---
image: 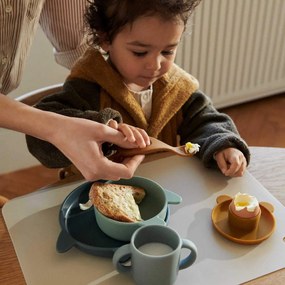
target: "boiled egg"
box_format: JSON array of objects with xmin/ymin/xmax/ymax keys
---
[
  {"xmin": 229, "ymin": 192, "xmax": 260, "ymax": 219},
  {"xmin": 184, "ymin": 142, "xmax": 200, "ymax": 154}
]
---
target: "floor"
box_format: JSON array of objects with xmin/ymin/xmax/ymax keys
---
[{"xmin": 220, "ymin": 93, "xmax": 285, "ymax": 148}]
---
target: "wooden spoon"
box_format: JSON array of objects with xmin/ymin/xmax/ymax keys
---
[{"xmin": 110, "ymin": 137, "xmax": 196, "ymax": 160}]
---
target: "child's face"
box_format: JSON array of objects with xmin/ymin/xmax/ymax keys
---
[{"xmin": 103, "ymin": 16, "xmax": 184, "ymax": 91}]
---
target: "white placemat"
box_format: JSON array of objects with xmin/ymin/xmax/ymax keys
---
[{"xmin": 3, "ymin": 156, "xmax": 285, "ymax": 285}]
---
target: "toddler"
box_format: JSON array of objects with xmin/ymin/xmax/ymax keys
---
[{"xmin": 26, "ymin": 0, "xmax": 250, "ymax": 177}]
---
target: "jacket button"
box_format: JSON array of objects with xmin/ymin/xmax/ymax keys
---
[
  {"xmin": 1, "ymin": 57, "xmax": 8, "ymax": 65},
  {"xmin": 5, "ymin": 5, "xmax": 13, "ymax": 13}
]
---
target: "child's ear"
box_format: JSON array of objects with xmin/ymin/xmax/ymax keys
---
[
  {"xmin": 99, "ymin": 33, "xmax": 111, "ymax": 53},
  {"xmin": 97, "ymin": 31, "xmax": 110, "ymax": 52},
  {"xmin": 100, "ymin": 41, "xmax": 110, "ymax": 53}
]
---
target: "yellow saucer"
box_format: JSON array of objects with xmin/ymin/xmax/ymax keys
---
[{"xmin": 211, "ymin": 195, "xmax": 276, "ymax": 245}]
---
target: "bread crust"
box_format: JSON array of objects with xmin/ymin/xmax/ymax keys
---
[{"xmin": 89, "ymin": 182, "xmax": 145, "ymax": 222}]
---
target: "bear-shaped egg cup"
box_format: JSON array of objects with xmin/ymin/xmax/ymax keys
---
[{"xmin": 211, "ymin": 194, "xmax": 276, "ymax": 245}]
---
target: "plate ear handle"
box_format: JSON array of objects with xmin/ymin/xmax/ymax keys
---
[
  {"xmin": 216, "ymin": 195, "xmax": 232, "ymax": 204},
  {"xmin": 56, "ymin": 230, "xmax": 76, "ymax": 253},
  {"xmin": 260, "ymin": 202, "xmax": 274, "ymax": 213}
]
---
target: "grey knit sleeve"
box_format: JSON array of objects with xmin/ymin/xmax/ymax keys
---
[{"xmin": 178, "ymin": 91, "xmax": 250, "ymax": 169}]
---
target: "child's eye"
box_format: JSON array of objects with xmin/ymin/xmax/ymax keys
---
[
  {"xmin": 162, "ymin": 50, "xmax": 174, "ymax": 56},
  {"xmin": 133, "ymin": 51, "xmax": 147, "ymax": 57}
]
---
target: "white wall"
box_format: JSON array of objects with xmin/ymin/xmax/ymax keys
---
[{"xmin": 0, "ymin": 27, "xmax": 69, "ymax": 173}]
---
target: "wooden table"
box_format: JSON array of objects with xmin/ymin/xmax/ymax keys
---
[{"xmin": 1, "ymin": 147, "xmax": 284, "ymax": 285}]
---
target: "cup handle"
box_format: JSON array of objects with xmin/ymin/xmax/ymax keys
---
[
  {"xmin": 112, "ymin": 244, "xmax": 132, "ymax": 273},
  {"xmin": 179, "ymin": 239, "xmax": 198, "ymax": 270}
]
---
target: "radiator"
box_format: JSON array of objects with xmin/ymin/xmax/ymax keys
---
[{"xmin": 175, "ymin": 0, "xmax": 285, "ymax": 108}]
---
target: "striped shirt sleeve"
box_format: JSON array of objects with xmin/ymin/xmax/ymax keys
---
[
  {"xmin": 39, "ymin": 0, "xmax": 89, "ymax": 69},
  {"xmin": 0, "ymin": 0, "xmax": 88, "ymax": 95}
]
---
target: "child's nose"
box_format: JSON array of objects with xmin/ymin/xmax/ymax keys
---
[{"xmin": 145, "ymin": 56, "xmax": 161, "ymax": 71}]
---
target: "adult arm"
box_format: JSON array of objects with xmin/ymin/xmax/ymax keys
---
[
  {"xmin": 0, "ymin": 94, "xmax": 145, "ymax": 181},
  {"xmin": 39, "ymin": 0, "xmax": 88, "ymax": 69}
]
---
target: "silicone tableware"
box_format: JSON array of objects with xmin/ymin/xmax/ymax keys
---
[
  {"xmin": 211, "ymin": 195, "xmax": 276, "ymax": 245},
  {"xmin": 56, "ymin": 180, "xmax": 172, "ymax": 257}
]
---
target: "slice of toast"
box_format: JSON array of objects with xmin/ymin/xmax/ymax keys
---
[{"xmin": 89, "ymin": 182, "xmax": 146, "ymax": 222}]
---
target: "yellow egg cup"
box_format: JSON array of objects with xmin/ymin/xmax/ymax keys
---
[{"xmin": 212, "ymin": 195, "xmax": 276, "ymax": 245}]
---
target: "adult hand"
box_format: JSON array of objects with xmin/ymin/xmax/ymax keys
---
[
  {"xmin": 215, "ymin": 147, "xmax": 247, "ymax": 177},
  {"xmin": 51, "ymin": 116, "xmax": 147, "ymax": 181}
]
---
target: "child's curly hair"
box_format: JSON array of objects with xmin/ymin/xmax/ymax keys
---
[{"xmin": 85, "ymin": 0, "xmax": 202, "ymax": 47}]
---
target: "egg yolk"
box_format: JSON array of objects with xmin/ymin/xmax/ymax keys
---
[{"xmin": 235, "ymin": 201, "xmax": 250, "ymax": 207}]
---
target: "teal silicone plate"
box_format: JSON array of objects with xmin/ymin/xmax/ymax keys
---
[{"xmin": 56, "ymin": 181, "xmax": 170, "ymax": 257}]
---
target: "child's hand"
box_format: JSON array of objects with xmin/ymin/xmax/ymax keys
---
[
  {"xmin": 215, "ymin": 148, "xmax": 247, "ymax": 177},
  {"xmin": 107, "ymin": 119, "xmax": 150, "ymax": 148}
]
